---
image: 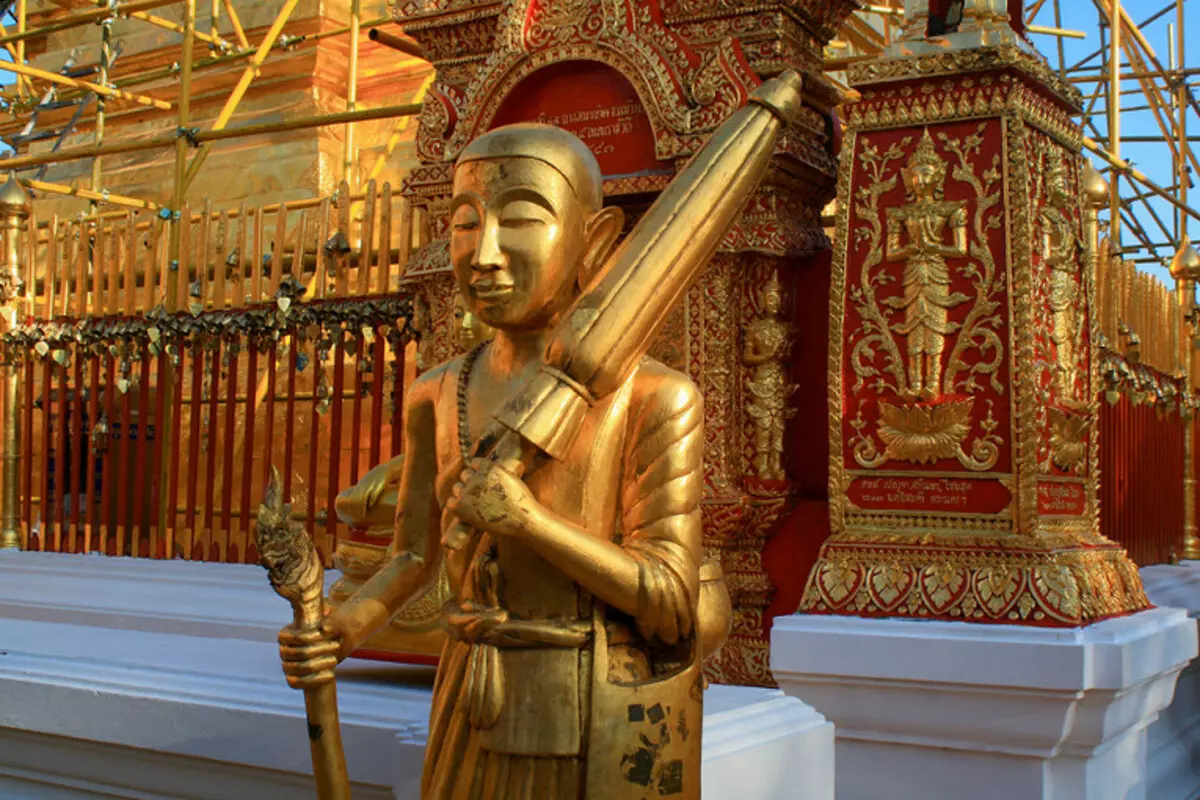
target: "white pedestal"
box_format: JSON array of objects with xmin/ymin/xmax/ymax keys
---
[
  {"xmin": 1141, "ymin": 562, "xmax": 1200, "ymax": 800},
  {"xmin": 772, "ymin": 607, "xmax": 1198, "ymax": 800},
  {"xmin": 0, "ymin": 551, "xmax": 832, "ymax": 799}
]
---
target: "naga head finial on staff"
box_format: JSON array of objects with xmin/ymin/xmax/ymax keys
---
[{"xmin": 255, "ymin": 466, "xmax": 324, "ymax": 620}]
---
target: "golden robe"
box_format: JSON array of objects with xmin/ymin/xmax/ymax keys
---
[{"xmin": 413, "ymin": 352, "xmax": 704, "ymax": 800}]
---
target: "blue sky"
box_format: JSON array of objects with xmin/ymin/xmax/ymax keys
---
[{"xmin": 1028, "ymin": 1, "xmax": 1200, "ymax": 283}]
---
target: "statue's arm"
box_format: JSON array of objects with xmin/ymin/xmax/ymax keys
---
[
  {"xmin": 328, "ymin": 371, "xmax": 443, "ymax": 660},
  {"xmin": 517, "ymin": 367, "xmax": 703, "ymax": 644},
  {"xmin": 945, "ymin": 204, "xmax": 969, "ymax": 257},
  {"xmin": 886, "ymin": 210, "xmax": 912, "ymax": 261},
  {"xmin": 743, "ymin": 331, "xmax": 773, "ymax": 366}
]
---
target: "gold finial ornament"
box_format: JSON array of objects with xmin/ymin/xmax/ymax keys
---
[
  {"xmin": 1170, "ymin": 237, "xmax": 1200, "ymax": 283},
  {"xmin": 0, "ymin": 174, "xmax": 31, "ymax": 216},
  {"xmin": 1082, "ymin": 162, "xmax": 1109, "ymax": 209},
  {"xmin": 275, "ymin": 71, "xmax": 804, "ymax": 798}
]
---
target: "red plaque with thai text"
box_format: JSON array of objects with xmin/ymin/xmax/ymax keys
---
[
  {"xmin": 848, "ymin": 475, "xmax": 1011, "ymax": 515},
  {"xmin": 490, "ymin": 61, "xmax": 666, "ymax": 178},
  {"xmin": 1037, "ymin": 480, "xmax": 1086, "ymax": 516}
]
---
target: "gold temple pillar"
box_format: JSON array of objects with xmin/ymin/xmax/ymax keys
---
[
  {"xmin": 1171, "ymin": 238, "xmax": 1200, "ymax": 560},
  {"xmin": 0, "ymin": 176, "xmax": 30, "ymax": 551}
]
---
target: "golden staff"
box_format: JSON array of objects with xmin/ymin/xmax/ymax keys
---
[{"xmin": 254, "ymin": 467, "xmax": 352, "ymax": 800}]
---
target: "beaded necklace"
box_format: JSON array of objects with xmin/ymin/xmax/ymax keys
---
[{"xmin": 456, "ymin": 340, "xmax": 490, "ymax": 461}]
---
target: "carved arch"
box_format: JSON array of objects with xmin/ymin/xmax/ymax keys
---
[{"xmin": 414, "ymin": 0, "xmax": 760, "ymax": 163}]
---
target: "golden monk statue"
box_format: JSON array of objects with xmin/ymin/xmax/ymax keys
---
[
  {"xmin": 274, "ymin": 72, "xmax": 801, "ymax": 799},
  {"xmin": 886, "ymin": 128, "xmax": 970, "ymax": 399},
  {"xmin": 743, "ymin": 271, "xmax": 796, "ymax": 481},
  {"xmin": 1041, "ymin": 152, "xmax": 1083, "ymax": 403}
]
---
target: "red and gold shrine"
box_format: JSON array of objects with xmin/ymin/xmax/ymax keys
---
[
  {"xmin": 801, "ymin": 16, "xmax": 1150, "ymax": 625},
  {"xmin": 329, "ymin": 0, "xmax": 860, "ymax": 686}
]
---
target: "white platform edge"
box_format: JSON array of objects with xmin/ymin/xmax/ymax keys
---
[{"xmin": 771, "ymin": 602, "xmax": 1199, "ymax": 800}]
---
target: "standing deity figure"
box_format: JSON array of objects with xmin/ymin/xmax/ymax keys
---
[
  {"xmin": 886, "ymin": 128, "xmax": 970, "ymax": 399},
  {"xmin": 1041, "ymin": 152, "xmax": 1083, "ymax": 403},
  {"xmin": 743, "ymin": 271, "xmax": 796, "ymax": 481}
]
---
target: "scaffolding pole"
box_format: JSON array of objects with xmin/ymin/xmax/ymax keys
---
[
  {"xmin": 156, "ymin": 0, "xmax": 195, "ymax": 559},
  {"xmin": 343, "ymin": 0, "xmax": 360, "ymax": 191},
  {"xmin": 0, "ymin": 0, "xmax": 181, "ymax": 46},
  {"xmin": 1109, "ymin": 0, "xmax": 1122, "ymax": 248},
  {"xmin": 0, "ymin": 59, "xmax": 172, "ymax": 110},
  {"xmin": 178, "ymin": 0, "xmax": 303, "ymax": 198},
  {"xmin": 90, "ymin": 1, "xmax": 113, "ymax": 212},
  {"xmin": 0, "ymin": 103, "xmax": 422, "ymax": 172}
]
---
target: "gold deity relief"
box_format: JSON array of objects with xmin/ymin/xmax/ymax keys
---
[
  {"xmin": 742, "ymin": 268, "xmax": 797, "ymax": 483},
  {"xmin": 1027, "ymin": 133, "xmax": 1090, "ymax": 475},
  {"xmin": 846, "ymin": 122, "xmax": 1007, "ymax": 472}
]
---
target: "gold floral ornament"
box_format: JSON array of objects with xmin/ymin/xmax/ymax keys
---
[
  {"xmin": 877, "ymin": 397, "xmax": 974, "ymax": 463},
  {"xmin": 1048, "ymin": 406, "xmax": 1089, "ymax": 473}
]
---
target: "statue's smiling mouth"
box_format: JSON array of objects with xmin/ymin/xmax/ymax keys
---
[{"xmin": 472, "ymin": 281, "xmax": 515, "ymax": 300}]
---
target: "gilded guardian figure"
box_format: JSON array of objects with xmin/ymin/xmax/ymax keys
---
[
  {"xmin": 1042, "ymin": 152, "xmax": 1083, "ymax": 403},
  {"xmin": 743, "ymin": 271, "xmax": 796, "ymax": 481},
  {"xmin": 886, "ymin": 128, "xmax": 970, "ymax": 399}
]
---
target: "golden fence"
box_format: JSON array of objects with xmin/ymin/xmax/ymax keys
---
[
  {"xmin": 7, "ymin": 180, "xmax": 423, "ymax": 564},
  {"xmin": 1096, "ymin": 247, "xmax": 1186, "ymax": 377},
  {"xmin": 23, "ymin": 179, "xmax": 424, "ymax": 320},
  {"xmin": 1095, "ymin": 244, "xmax": 1199, "ymax": 564}
]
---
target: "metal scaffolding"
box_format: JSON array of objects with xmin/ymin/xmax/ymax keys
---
[{"xmin": 0, "ymin": 0, "xmax": 425, "ymax": 217}]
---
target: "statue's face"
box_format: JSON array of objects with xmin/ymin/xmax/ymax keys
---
[
  {"xmin": 907, "ymin": 163, "xmax": 938, "ymax": 197},
  {"xmin": 763, "ymin": 289, "xmax": 781, "ymax": 315},
  {"xmin": 450, "ymin": 157, "xmax": 588, "ymax": 331}
]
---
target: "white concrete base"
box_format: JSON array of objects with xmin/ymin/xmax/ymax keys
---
[
  {"xmin": 1142, "ymin": 562, "xmax": 1200, "ymax": 800},
  {"xmin": 0, "ymin": 551, "xmax": 832, "ymax": 799},
  {"xmin": 772, "ymin": 606, "xmax": 1198, "ymax": 800}
]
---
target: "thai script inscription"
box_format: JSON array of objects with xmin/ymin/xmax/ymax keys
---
[
  {"xmin": 535, "ymin": 104, "xmax": 644, "ymax": 158},
  {"xmin": 1037, "ymin": 481, "xmax": 1085, "ymax": 515},
  {"xmin": 855, "ymin": 476, "xmax": 973, "ymax": 508}
]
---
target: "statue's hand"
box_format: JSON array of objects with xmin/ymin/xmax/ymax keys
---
[
  {"xmin": 446, "ymin": 457, "xmax": 541, "ymax": 539},
  {"xmin": 278, "ymin": 615, "xmax": 345, "ymax": 690}
]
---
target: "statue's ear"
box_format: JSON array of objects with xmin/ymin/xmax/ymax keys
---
[{"xmin": 579, "ymin": 205, "xmax": 625, "ymax": 288}]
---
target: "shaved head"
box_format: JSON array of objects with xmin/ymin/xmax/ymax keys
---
[{"xmin": 456, "ymin": 123, "xmax": 604, "ymax": 212}]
